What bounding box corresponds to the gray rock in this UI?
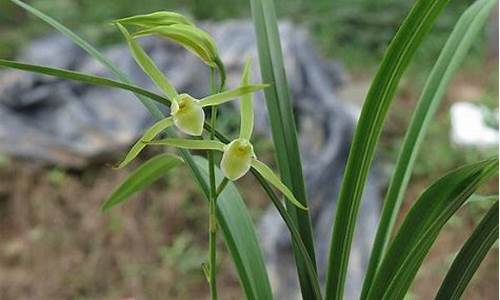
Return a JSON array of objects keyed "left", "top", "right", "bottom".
[{"left": 0, "top": 21, "right": 380, "bottom": 299}]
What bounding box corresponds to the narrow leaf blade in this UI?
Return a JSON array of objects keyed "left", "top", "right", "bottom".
[
  {"left": 362, "top": 0, "right": 499, "bottom": 295},
  {"left": 101, "top": 153, "right": 184, "bottom": 211},
  {"left": 0, "top": 59, "right": 171, "bottom": 107},
  {"left": 366, "top": 158, "right": 498, "bottom": 300},
  {"left": 435, "top": 201, "right": 499, "bottom": 300},
  {"left": 249, "top": 0, "right": 318, "bottom": 297},
  {"left": 325, "top": 0, "right": 450, "bottom": 298}
]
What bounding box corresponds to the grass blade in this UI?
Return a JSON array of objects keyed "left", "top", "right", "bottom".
[
  {"left": 361, "top": 0, "right": 498, "bottom": 296},
  {"left": 193, "top": 156, "right": 273, "bottom": 300},
  {"left": 365, "top": 157, "right": 498, "bottom": 300},
  {"left": 324, "top": 0, "right": 450, "bottom": 298},
  {"left": 101, "top": 153, "right": 184, "bottom": 211},
  {"left": 11, "top": 1, "right": 274, "bottom": 297},
  {"left": 0, "top": 59, "right": 171, "bottom": 107},
  {"left": 435, "top": 201, "right": 499, "bottom": 300},
  {"left": 249, "top": 0, "right": 319, "bottom": 297}
]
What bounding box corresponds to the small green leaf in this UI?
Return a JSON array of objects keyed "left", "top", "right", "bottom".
[
  {"left": 134, "top": 24, "right": 219, "bottom": 67},
  {"left": 198, "top": 84, "right": 268, "bottom": 107},
  {"left": 148, "top": 138, "right": 226, "bottom": 151},
  {"left": 240, "top": 58, "right": 254, "bottom": 140},
  {"left": 116, "top": 11, "right": 193, "bottom": 28},
  {"left": 116, "top": 117, "right": 174, "bottom": 169},
  {"left": 251, "top": 159, "right": 307, "bottom": 210},
  {"left": 101, "top": 153, "right": 184, "bottom": 212},
  {"left": 116, "top": 23, "right": 178, "bottom": 99},
  {"left": 435, "top": 201, "right": 499, "bottom": 300}
]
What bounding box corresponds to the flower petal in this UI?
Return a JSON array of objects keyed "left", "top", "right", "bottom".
[
  {"left": 198, "top": 84, "right": 268, "bottom": 107},
  {"left": 116, "top": 23, "right": 178, "bottom": 99},
  {"left": 221, "top": 139, "right": 254, "bottom": 181},
  {"left": 171, "top": 94, "right": 205, "bottom": 136},
  {"left": 147, "top": 138, "right": 225, "bottom": 151},
  {"left": 250, "top": 159, "right": 307, "bottom": 210},
  {"left": 115, "top": 117, "right": 174, "bottom": 168}
]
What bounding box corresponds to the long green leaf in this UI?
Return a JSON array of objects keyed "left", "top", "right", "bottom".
[
  {"left": 193, "top": 156, "right": 273, "bottom": 300},
  {"left": 365, "top": 157, "right": 498, "bottom": 300},
  {"left": 324, "top": 0, "right": 450, "bottom": 298},
  {"left": 101, "top": 153, "right": 184, "bottom": 211},
  {"left": 435, "top": 201, "right": 499, "bottom": 300},
  {"left": 11, "top": 1, "right": 274, "bottom": 297},
  {"left": 361, "top": 0, "right": 498, "bottom": 296},
  {"left": 0, "top": 59, "right": 171, "bottom": 107},
  {"left": 249, "top": 0, "right": 318, "bottom": 298}
]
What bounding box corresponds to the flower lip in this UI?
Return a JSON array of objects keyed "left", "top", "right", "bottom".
[
  {"left": 170, "top": 93, "right": 205, "bottom": 136},
  {"left": 221, "top": 138, "right": 255, "bottom": 181}
]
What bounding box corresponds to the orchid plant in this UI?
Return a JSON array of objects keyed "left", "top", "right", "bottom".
[
  {"left": 1, "top": 1, "right": 498, "bottom": 300},
  {"left": 110, "top": 12, "right": 305, "bottom": 299}
]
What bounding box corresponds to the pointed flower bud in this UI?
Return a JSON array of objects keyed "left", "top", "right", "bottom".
[
  {"left": 221, "top": 138, "right": 255, "bottom": 181},
  {"left": 171, "top": 94, "right": 205, "bottom": 136}
]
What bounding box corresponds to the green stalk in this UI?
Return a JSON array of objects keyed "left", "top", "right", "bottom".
[{"left": 207, "top": 67, "right": 219, "bottom": 300}]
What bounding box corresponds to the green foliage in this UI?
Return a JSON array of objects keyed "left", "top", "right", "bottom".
[
  {"left": 435, "top": 201, "right": 499, "bottom": 300},
  {"left": 366, "top": 158, "right": 498, "bottom": 300},
  {"left": 362, "top": 0, "right": 498, "bottom": 295},
  {"left": 2, "top": 1, "right": 497, "bottom": 300},
  {"left": 101, "top": 153, "right": 184, "bottom": 211},
  {"left": 325, "top": 0, "right": 451, "bottom": 298}
]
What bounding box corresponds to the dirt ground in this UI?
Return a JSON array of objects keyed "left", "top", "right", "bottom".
[{"left": 0, "top": 67, "right": 498, "bottom": 299}]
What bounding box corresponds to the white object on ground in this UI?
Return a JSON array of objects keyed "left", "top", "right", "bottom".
[{"left": 450, "top": 101, "right": 498, "bottom": 147}]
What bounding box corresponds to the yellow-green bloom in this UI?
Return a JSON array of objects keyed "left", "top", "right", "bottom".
[
  {"left": 221, "top": 138, "right": 255, "bottom": 180},
  {"left": 141, "top": 58, "right": 307, "bottom": 210},
  {"left": 171, "top": 94, "right": 205, "bottom": 136}
]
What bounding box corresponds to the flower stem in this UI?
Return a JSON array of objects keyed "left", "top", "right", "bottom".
[{"left": 207, "top": 67, "right": 219, "bottom": 300}]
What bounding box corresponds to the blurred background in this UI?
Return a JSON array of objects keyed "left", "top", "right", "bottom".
[{"left": 0, "top": 0, "right": 498, "bottom": 299}]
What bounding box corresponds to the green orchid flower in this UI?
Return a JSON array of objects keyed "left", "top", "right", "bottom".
[
  {"left": 113, "top": 37, "right": 267, "bottom": 168},
  {"left": 144, "top": 59, "right": 307, "bottom": 210}
]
